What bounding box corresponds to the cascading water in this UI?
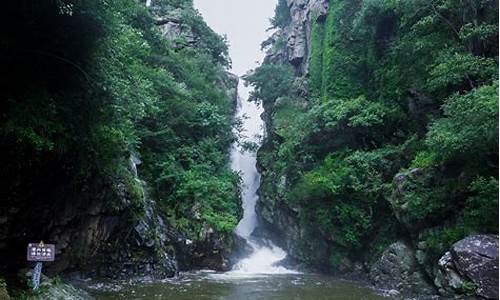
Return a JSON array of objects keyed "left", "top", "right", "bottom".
[
  {"left": 192, "top": 0, "right": 296, "bottom": 276},
  {"left": 228, "top": 81, "right": 297, "bottom": 275}
]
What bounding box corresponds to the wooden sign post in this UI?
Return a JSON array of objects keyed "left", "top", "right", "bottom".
[{"left": 27, "top": 242, "right": 55, "bottom": 290}]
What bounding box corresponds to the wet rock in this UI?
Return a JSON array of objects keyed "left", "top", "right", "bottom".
[
  {"left": 279, "top": 0, "right": 330, "bottom": 73},
  {"left": 18, "top": 269, "right": 93, "bottom": 300},
  {"left": 284, "top": 0, "right": 309, "bottom": 69},
  {"left": 230, "top": 234, "right": 253, "bottom": 265},
  {"left": 435, "top": 235, "right": 499, "bottom": 299},
  {"left": 369, "top": 241, "right": 435, "bottom": 296}
]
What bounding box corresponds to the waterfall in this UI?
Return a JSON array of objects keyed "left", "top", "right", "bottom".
[{"left": 228, "top": 80, "right": 297, "bottom": 275}]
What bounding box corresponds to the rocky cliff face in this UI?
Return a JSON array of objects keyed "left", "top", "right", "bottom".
[
  {"left": 256, "top": 0, "right": 330, "bottom": 271},
  {"left": 264, "top": 0, "right": 328, "bottom": 74},
  {"left": 0, "top": 0, "right": 239, "bottom": 287},
  {"left": 255, "top": 0, "right": 499, "bottom": 298}
]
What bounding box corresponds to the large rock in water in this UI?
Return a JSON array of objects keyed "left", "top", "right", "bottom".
[
  {"left": 435, "top": 234, "right": 499, "bottom": 299},
  {"left": 369, "top": 241, "right": 435, "bottom": 296}
]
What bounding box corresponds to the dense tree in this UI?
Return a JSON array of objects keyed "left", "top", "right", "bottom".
[
  {"left": 0, "top": 0, "right": 241, "bottom": 276},
  {"left": 248, "top": 0, "right": 499, "bottom": 270}
]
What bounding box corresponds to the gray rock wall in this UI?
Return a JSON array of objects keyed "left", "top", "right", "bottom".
[
  {"left": 435, "top": 235, "right": 499, "bottom": 299},
  {"left": 264, "top": 0, "right": 329, "bottom": 74}
]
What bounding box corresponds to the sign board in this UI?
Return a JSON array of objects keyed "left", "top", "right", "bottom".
[{"left": 27, "top": 243, "right": 55, "bottom": 262}]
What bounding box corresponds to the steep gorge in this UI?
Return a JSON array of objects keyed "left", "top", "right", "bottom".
[{"left": 0, "top": 0, "right": 498, "bottom": 299}]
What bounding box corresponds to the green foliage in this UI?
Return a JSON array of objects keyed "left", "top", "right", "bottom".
[
  {"left": 151, "top": 0, "right": 229, "bottom": 65},
  {"left": 329, "top": 252, "right": 346, "bottom": 269},
  {"left": 273, "top": 36, "right": 286, "bottom": 52},
  {"left": 244, "top": 64, "right": 295, "bottom": 105},
  {"left": 396, "top": 169, "right": 460, "bottom": 224},
  {"left": 463, "top": 177, "right": 499, "bottom": 233},
  {"left": 291, "top": 149, "right": 396, "bottom": 251},
  {"left": 273, "top": 101, "right": 307, "bottom": 138},
  {"left": 426, "top": 81, "right": 499, "bottom": 164},
  {"left": 460, "top": 280, "right": 477, "bottom": 294},
  {"left": 309, "top": 20, "right": 325, "bottom": 96},
  {"left": 271, "top": 0, "right": 292, "bottom": 29},
  {"left": 0, "top": 0, "right": 241, "bottom": 267},
  {"left": 255, "top": 0, "right": 498, "bottom": 270},
  {"left": 171, "top": 166, "right": 241, "bottom": 235},
  {"left": 427, "top": 52, "right": 497, "bottom": 92},
  {"left": 422, "top": 176, "right": 498, "bottom": 258},
  {"left": 311, "top": 96, "right": 398, "bottom": 134},
  {"left": 410, "top": 151, "right": 438, "bottom": 169}
]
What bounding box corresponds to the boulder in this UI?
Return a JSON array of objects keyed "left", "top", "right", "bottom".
[
  {"left": 230, "top": 234, "right": 253, "bottom": 265},
  {"left": 434, "top": 251, "right": 466, "bottom": 295},
  {"left": 435, "top": 234, "right": 499, "bottom": 299},
  {"left": 369, "top": 241, "right": 435, "bottom": 296}
]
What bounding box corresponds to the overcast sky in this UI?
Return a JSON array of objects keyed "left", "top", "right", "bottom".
[{"left": 193, "top": 0, "right": 277, "bottom": 76}]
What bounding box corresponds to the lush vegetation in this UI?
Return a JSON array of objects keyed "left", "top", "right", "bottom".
[
  {"left": 248, "top": 0, "right": 498, "bottom": 270},
  {"left": 0, "top": 0, "right": 240, "bottom": 275},
  {"left": 270, "top": 0, "right": 292, "bottom": 30}
]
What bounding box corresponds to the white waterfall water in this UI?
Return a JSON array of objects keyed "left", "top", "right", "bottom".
[
  {"left": 231, "top": 82, "right": 262, "bottom": 239},
  {"left": 192, "top": 0, "right": 296, "bottom": 276},
  {"left": 227, "top": 81, "right": 297, "bottom": 275}
]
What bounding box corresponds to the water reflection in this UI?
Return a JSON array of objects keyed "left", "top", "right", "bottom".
[{"left": 84, "top": 272, "right": 389, "bottom": 300}]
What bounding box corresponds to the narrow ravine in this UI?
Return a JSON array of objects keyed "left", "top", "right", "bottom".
[
  {"left": 64, "top": 2, "right": 399, "bottom": 299},
  {"left": 81, "top": 2, "right": 389, "bottom": 297},
  {"left": 194, "top": 0, "right": 295, "bottom": 275}
]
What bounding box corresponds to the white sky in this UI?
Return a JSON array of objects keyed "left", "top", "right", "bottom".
[{"left": 193, "top": 0, "right": 277, "bottom": 76}]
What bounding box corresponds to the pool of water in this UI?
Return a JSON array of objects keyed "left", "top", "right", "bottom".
[{"left": 83, "top": 271, "right": 389, "bottom": 300}]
